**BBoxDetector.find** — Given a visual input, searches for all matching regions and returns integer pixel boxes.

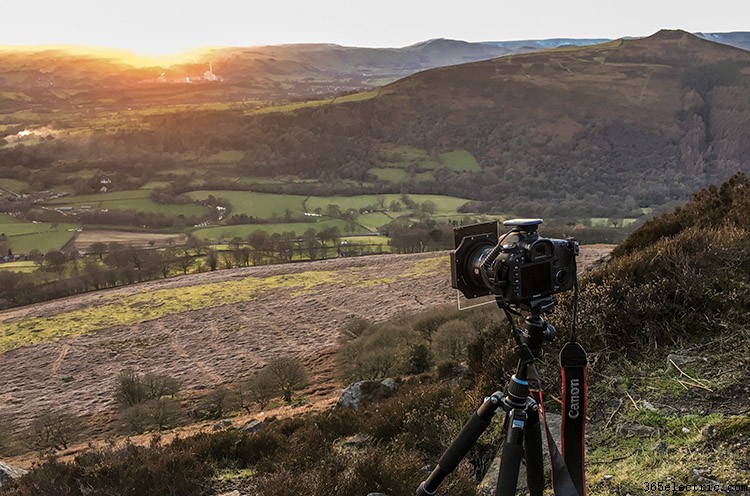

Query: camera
[450,219,578,306]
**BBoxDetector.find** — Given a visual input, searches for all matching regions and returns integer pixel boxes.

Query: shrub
[432,319,475,362]
[4,442,211,496]
[24,409,80,454]
[266,356,308,402]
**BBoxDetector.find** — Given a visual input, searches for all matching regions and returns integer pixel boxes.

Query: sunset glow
[0,44,209,66]
[0,0,746,54]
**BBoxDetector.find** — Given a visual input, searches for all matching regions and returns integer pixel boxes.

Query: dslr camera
[450,219,578,306]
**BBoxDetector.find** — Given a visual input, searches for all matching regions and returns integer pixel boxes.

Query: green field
[0,213,22,224]
[371,146,480,182]
[0,178,30,194]
[244,90,380,116]
[357,212,395,230]
[369,168,408,182]
[341,235,390,246]
[184,191,307,219]
[0,261,37,273]
[0,221,78,253]
[306,194,470,216]
[199,150,245,163]
[191,219,359,240]
[439,150,481,172]
[48,190,211,218]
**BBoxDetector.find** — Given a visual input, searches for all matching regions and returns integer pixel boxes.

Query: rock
[690,468,722,490]
[341,434,372,449]
[704,424,715,441]
[212,419,233,430]
[681,427,691,434]
[641,401,658,412]
[336,381,365,409]
[667,354,706,369]
[0,461,27,489]
[336,379,399,410]
[381,378,396,390]
[655,442,668,454]
[603,474,614,481]
[240,420,266,433]
[616,423,656,438]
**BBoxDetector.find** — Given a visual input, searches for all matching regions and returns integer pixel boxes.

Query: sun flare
[0,44,209,67]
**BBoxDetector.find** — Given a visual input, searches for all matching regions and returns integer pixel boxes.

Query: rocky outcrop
[0,461,27,489]
[336,378,398,409]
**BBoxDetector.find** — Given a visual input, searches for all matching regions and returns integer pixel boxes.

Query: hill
[359,30,750,212]
[0,246,610,459]
[0,39,517,115]
[90,29,748,217]
[2,176,749,495]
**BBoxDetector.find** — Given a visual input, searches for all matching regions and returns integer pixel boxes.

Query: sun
[81,45,210,67]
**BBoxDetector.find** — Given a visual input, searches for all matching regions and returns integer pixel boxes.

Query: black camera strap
[558,276,587,496]
[559,341,588,496]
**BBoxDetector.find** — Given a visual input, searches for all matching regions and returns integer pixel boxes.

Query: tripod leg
[524,406,545,496]
[495,409,526,496]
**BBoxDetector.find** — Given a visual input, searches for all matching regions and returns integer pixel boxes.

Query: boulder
[240,420,266,433]
[0,461,27,489]
[616,423,656,438]
[336,378,399,410]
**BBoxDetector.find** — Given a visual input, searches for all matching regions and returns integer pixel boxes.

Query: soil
[0,245,613,466]
[72,230,188,251]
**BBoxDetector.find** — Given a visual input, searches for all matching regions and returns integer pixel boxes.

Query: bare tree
[26,409,80,453]
[237,370,278,412]
[266,357,308,402]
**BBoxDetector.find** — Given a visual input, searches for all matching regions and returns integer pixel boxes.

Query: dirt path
[0,246,613,466]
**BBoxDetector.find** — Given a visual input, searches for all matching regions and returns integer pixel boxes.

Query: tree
[26,409,79,453]
[199,387,233,420]
[145,398,182,430]
[303,228,320,261]
[115,369,148,408]
[44,250,68,276]
[177,255,195,275]
[266,357,308,402]
[432,320,474,362]
[238,370,279,412]
[248,230,271,260]
[115,369,179,410]
[205,249,218,271]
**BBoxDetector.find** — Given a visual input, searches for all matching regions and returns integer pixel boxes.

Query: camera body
[450,219,578,305]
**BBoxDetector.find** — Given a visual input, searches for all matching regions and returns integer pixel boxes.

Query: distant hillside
[481,37,611,51]
[695,31,750,51]
[482,32,750,53]
[190,30,750,217]
[2,30,750,219]
[0,39,518,112]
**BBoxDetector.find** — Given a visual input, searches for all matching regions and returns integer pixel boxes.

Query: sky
[1,0,747,56]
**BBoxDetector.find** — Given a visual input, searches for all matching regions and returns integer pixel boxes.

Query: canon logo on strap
[568,378,580,419]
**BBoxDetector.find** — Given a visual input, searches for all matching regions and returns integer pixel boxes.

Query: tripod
[416,297,564,496]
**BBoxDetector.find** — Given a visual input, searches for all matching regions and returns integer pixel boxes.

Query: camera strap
[559,341,588,496]
[535,390,580,496]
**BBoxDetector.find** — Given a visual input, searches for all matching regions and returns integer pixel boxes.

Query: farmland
[48,190,212,218]
[0,218,78,254]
